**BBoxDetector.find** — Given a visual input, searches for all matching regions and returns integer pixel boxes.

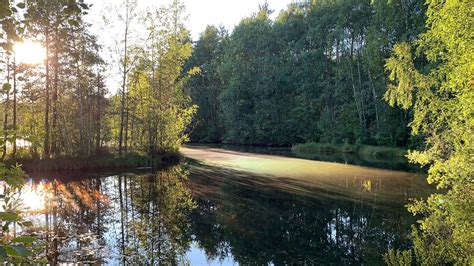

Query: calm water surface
[22,147,432,265]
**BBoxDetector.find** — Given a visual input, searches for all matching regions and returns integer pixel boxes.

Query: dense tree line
[186,0,425,147]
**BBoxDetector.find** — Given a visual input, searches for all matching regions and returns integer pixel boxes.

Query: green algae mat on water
[181,146,432,206]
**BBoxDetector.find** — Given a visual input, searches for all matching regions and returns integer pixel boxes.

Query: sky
[167,0,292,40]
[86,0,295,94]
[89,0,293,40]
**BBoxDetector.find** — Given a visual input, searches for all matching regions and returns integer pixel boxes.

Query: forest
[187,0,424,148]
[0,0,472,264]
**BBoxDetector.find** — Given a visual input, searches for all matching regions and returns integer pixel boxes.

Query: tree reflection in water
[24,177,110,264]
[26,165,196,265]
[187,164,420,265]
[120,166,196,265]
[23,162,426,264]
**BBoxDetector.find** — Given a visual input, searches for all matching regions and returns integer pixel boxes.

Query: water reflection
[25,166,195,264]
[22,162,430,264]
[23,177,110,264]
[187,164,422,265]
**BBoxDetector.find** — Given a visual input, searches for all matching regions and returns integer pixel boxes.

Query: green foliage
[0,0,21,49]
[184,25,226,143]
[385,0,473,264]
[0,3,40,259]
[0,162,41,263]
[341,140,359,153]
[186,0,425,147]
[124,165,197,264]
[5,0,105,159]
[292,142,339,154]
[292,142,406,160]
[383,249,412,266]
[358,145,406,159]
[122,1,197,156]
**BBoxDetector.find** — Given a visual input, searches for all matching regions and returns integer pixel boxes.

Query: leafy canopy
[384,0,473,264]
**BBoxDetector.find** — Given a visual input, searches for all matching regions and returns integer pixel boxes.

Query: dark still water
[22,148,432,265]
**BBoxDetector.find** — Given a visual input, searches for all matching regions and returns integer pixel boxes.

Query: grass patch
[292,142,407,160]
[6,150,182,172]
[291,142,341,154]
[358,145,407,159]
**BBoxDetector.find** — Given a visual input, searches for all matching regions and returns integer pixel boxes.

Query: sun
[21,182,47,213]
[13,40,46,65]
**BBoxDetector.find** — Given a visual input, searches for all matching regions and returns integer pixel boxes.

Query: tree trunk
[74,35,85,156]
[124,99,129,153]
[368,67,380,135]
[12,54,16,158]
[348,59,364,130]
[3,56,10,159]
[356,58,367,130]
[118,175,126,264]
[52,26,59,157]
[44,29,51,159]
[96,71,101,154]
[118,0,130,157]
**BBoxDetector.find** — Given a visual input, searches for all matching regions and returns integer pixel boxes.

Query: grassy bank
[6,151,181,172]
[292,142,407,160]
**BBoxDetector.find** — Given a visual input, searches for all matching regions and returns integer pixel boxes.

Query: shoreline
[4,151,181,172]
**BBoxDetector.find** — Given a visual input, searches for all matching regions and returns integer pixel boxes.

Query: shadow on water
[21,160,433,264]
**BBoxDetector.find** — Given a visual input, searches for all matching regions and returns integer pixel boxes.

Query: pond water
[21,146,432,265]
